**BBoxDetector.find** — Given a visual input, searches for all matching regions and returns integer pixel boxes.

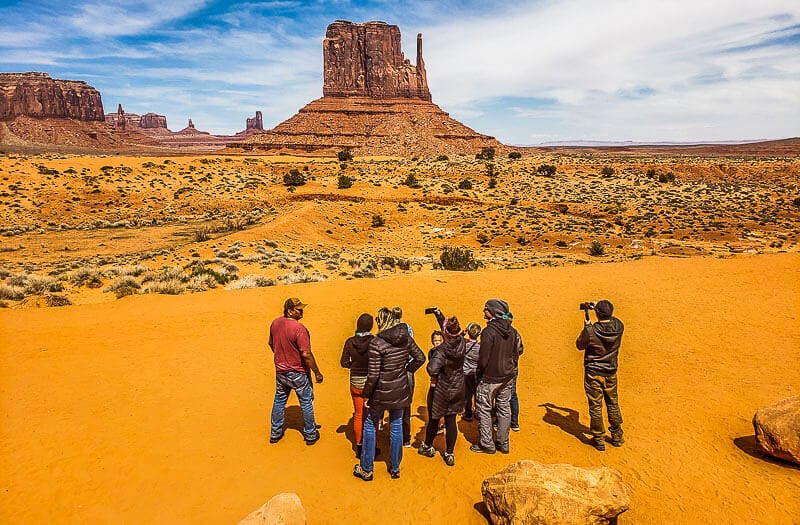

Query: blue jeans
[270,371,317,440]
[361,407,403,474]
[510,369,519,427]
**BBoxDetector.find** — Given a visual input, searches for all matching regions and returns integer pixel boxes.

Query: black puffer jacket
[339,334,373,379]
[576,317,624,376]
[363,324,425,411]
[428,335,466,419]
[476,318,520,383]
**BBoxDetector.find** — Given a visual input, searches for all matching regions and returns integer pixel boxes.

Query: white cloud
[67,0,207,37]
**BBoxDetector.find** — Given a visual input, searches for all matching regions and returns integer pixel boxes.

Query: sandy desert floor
[1,253,799,524]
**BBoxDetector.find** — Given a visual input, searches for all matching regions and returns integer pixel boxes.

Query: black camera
[579,302,595,311]
[424,306,439,315]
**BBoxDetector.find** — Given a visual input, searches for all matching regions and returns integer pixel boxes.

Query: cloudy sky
[1,0,798,144]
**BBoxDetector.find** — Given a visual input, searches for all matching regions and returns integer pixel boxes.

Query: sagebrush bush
[440,246,481,271]
[226,274,275,289]
[589,241,605,256]
[144,279,185,295]
[0,284,24,300]
[70,267,103,288]
[23,275,63,295]
[104,276,141,298]
[283,169,306,186]
[104,265,148,278]
[458,179,473,190]
[338,174,354,189]
[143,267,188,284]
[187,274,218,292]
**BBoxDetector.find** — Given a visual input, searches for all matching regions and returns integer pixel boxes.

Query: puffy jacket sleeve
[576,324,591,350]
[362,339,382,401]
[340,338,352,368]
[426,345,444,378]
[433,310,446,330]
[406,336,426,374]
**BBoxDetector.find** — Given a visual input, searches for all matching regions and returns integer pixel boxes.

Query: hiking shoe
[269,431,284,444]
[389,470,400,479]
[353,465,373,482]
[611,436,624,447]
[418,443,436,457]
[443,453,455,466]
[592,437,606,451]
[511,425,520,432]
[403,441,411,448]
[304,430,320,446]
[470,443,496,454]
[437,424,445,435]
[494,441,510,454]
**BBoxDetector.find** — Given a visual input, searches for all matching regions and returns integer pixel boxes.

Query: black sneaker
[269,431,284,444]
[389,470,400,479]
[592,437,606,451]
[443,452,455,466]
[353,465,373,481]
[304,430,321,446]
[470,443,496,454]
[494,441,510,454]
[403,441,411,448]
[418,443,436,457]
[611,435,624,447]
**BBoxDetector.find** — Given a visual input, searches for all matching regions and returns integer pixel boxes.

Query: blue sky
[1,0,798,143]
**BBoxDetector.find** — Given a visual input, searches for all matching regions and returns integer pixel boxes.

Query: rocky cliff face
[323,21,431,101]
[0,72,105,121]
[139,112,168,129]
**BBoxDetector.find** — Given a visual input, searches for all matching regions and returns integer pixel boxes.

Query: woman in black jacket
[339,313,374,458]
[353,307,425,481]
[418,315,466,466]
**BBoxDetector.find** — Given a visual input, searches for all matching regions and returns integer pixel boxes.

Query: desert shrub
[458,179,473,190]
[476,147,495,160]
[600,166,616,177]
[337,148,353,162]
[186,262,234,285]
[338,174,354,189]
[510,197,519,205]
[0,300,7,308]
[142,267,188,284]
[646,168,657,179]
[0,284,24,300]
[440,246,481,271]
[477,232,489,245]
[403,173,419,187]
[555,240,568,247]
[144,280,185,295]
[70,267,103,288]
[104,276,141,298]
[23,275,63,295]
[537,164,557,177]
[226,274,275,289]
[508,151,522,160]
[187,274,218,292]
[0,267,10,279]
[792,197,800,207]
[436,154,449,161]
[659,172,676,183]
[194,225,211,242]
[45,294,72,307]
[485,163,496,177]
[487,177,497,189]
[371,214,385,228]
[283,169,306,186]
[105,265,148,278]
[589,241,605,256]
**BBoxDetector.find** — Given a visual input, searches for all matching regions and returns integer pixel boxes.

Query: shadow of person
[412,405,428,448]
[539,402,593,445]
[283,405,307,436]
[336,415,357,453]
[473,501,490,522]
[733,435,800,470]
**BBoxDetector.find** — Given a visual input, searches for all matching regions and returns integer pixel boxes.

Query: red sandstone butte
[0,72,104,121]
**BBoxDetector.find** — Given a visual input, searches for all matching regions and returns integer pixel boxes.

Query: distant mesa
[235,20,501,157]
[105,104,169,132]
[0,72,104,121]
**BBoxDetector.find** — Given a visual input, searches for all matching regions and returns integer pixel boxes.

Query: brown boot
[592,436,606,451]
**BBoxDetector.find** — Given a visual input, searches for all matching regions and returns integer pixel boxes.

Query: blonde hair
[377,307,399,331]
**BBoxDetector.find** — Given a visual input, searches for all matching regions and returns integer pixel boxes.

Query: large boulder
[238,493,306,525]
[753,395,800,465]
[481,460,631,525]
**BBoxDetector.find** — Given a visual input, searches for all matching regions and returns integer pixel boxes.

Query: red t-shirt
[269,316,311,374]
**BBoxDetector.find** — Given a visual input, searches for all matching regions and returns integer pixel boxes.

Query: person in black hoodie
[340,313,374,459]
[418,315,466,466]
[576,299,625,451]
[353,307,425,481]
[471,299,520,455]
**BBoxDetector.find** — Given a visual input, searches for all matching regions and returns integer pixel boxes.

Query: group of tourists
[267,295,625,481]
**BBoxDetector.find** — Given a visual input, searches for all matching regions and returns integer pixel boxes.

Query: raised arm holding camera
[576,299,625,451]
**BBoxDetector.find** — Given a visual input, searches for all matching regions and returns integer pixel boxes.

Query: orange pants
[350,385,367,445]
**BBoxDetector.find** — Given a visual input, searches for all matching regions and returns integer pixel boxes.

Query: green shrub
[600,166,615,177]
[436,155,449,161]
[555,240,568,247]
[104,276,141,299]
[337,148,353,162]
[589,241,605,256]
[476,147,495,160]
[338,174,354,189]
[537,164,557,177]
[458,179,473,190]
[371,215,385,228]
[403,173,420,188]
[440,246,481,271]
[508,151,522,160]
[646,168,657,179]
[488,177,497,189]
[283,169,306,186]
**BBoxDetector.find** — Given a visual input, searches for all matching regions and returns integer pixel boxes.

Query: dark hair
[445,316,461,336]
[431,330,443,344]
[595,299,614,320]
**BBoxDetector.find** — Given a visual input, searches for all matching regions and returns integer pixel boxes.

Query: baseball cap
[285,297,308,310]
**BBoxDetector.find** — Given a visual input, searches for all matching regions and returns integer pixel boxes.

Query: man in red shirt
[269,297,324,445]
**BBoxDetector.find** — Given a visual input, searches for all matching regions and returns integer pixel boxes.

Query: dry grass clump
[225,274,275,289]
[45,294,72,307]
[141,266,188,295]
[143,280,185,295]
[9,274,64,295]
[0,284,25,301]
[187,274,218,292]
[103,265,149,278]
[70,267,104,288]
[280,270,327,284]
[0,267,10,279]
[104,276,141,299]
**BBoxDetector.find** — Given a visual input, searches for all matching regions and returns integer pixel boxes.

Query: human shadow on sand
[733,435,799,470]
[281,405,322,438]
[539,402,593,445]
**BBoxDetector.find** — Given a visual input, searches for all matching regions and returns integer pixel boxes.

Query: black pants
[424,413,458,453]
[464,372,477,417]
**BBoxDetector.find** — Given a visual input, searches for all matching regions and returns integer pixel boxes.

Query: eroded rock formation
[0,72,104,121]
[323,21,430,101]
[139,112,168,129]
[246,111,263,131]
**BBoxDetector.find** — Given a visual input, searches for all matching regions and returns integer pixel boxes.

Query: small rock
[238,493,306,525]
[753,396,800,465]
[481,460,631,525]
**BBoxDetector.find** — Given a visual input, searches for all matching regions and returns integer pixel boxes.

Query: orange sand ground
[1,254,799,524]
